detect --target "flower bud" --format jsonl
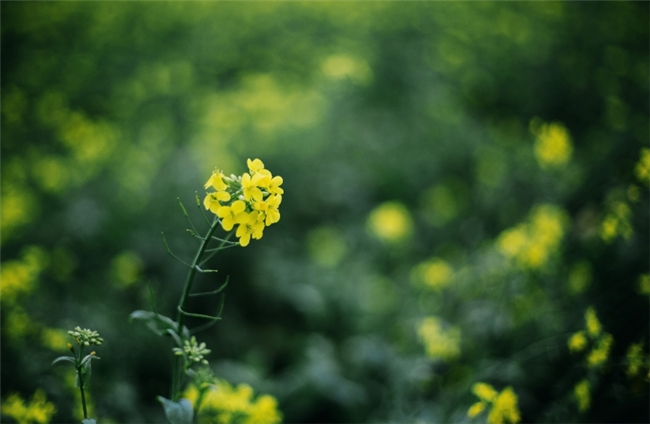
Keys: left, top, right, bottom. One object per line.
{"left": 68, "top": 343, "right": 74, "bottom": 352}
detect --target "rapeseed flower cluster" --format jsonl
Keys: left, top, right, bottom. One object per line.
{"left": 411, "top": 257, "right": 453, "bottom": 291}
{"left": 600, "top": 200, "right": 633, "bottom": 242}
{"left": 568, "top": 307, "right": 613, "bottom": 368}
{"left": 204, "top": 158, "right": 283, "bottom": 247}
{"left": 417, "top": 316, "right": 461, "bottom": 361}
{"left": 634, "top": 147, "right": 650, "bottom": 185}
{"left": 625, "top": 342, "right": 649, "bottom": 378}
{"left": 496, "top": 204, "right": 567, "bottom": 270}
{"left": 184, "top": 378, "right": 282, "bottom": 424}
{"left": 531, "top": 120, "right": 573, "bottom": 169}
{"left": 0, "top": 246, "right": 48, "bottom": 305}
{"left": 573, "top": 379, "right": 590, "bottom": 412}
{"left": 467, "top": 383, "right": 521, "bottom": 424}
{"left": 1, "top": 389, "right": 56, "bottom": 424}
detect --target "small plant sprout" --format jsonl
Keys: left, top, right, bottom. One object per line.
{"left": 130, "top": 158, "right": 283, "bottom": 424}
{"left": 52, "top": 327, "right": 103, "bottom": 424}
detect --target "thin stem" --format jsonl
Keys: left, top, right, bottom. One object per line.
{"left": 171, "top": 217, "right": 232, "bottom": 401}
{"left": 77, "top": 348, "right": 88, "bottom": 419}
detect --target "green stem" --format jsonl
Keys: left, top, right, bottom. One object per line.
{"left": 77, "top": 349, "right": 88, "bottom": 419}
{"left": 171, "top": 217, "right": 233, "bottom": 401}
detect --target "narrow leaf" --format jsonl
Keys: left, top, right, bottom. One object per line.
{"left": 52, "top": 356, "right": 76, "bottom": 366}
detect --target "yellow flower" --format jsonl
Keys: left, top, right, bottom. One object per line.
{"left": 532, "top": 121, "right": 573, "bottom": 169}
{"left": 254, "top": 195, "right": 282, "bottom": 226}
{"left": 367, "top": 201, "right": 413, "bottom": 243}
{"left": 584, "top": 307, "right": 601, "bottom": 338}
{"left": 241, "top": 172, "right": 265, "bottom": 202}
{"left": 488, "top": 387, "right": 521, "bottom": 424}
{"left": 472, "top": 382, "right": 498, "bottom": 402}
{"left": 236, "top": 212, "right": 265, "bottom": 247}
{"left": 247, "top": 158, "right": 265, "bottom": 174}
{"left": 216, "top": 200, "right": 249, "bottom": 231}
{"left": 205, "top": 169, "right": 228, "bottom": 191}
{"left": 634, "top": 147, "right": 650, "bottom": 185}
{"left": 586, "top": 333, "right": 613, "bottom": 368}
{"left": 417, "top": 316, "right": 461, "bottom": 360}
{"left": 412, "top": 258, "right": 453, "bottom": 291}
{"left": 204, "top": 191, "right": 231, "bottom": 215}
{"left": 626, "top": 342, "right": 645, "bottom": 377}
{"left": 1, "top": 389, "right": 56, "bottom": 424}
{"left": 574, "top": 379, "right": 590, "bottom": 412}
{"left": 568, "top": 331, "right": 588, "bottom": 353}
{"left": 468, "top": 384, "right": 520, "bottom": 424}
{"left": 467, "top": 401, "right": 486, "bottom": 418}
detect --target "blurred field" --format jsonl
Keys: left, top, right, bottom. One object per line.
{"left": 1, "top": 2, "right": 649, "bottom": 423}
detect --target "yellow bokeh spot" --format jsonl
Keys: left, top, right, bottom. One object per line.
{"left": 568, "top": 331, "right": 588, "bottom": 353}
{"left": 625, "top": 342, "right": 646, "bottom": 378}
{"left": 186, "top": 378, "right": 282, "bottom": 424}
{"left": 532, "top": 120, "right": 573, "bottom": 169}
{"left": 32, "top": 156, "right": 70, "bottom": 193}
{"left": 417, "top": 316, "right": 461, "bottom": 361}
{"left": 574, "top": 379, "right": 590, "bottom": 412}
{"left": 467, "top": 401, "right": 487, "bottom": 418}
{"left": 307, "top": 226, "right": 347, "bottom": 267}
{"left": 1, "top": 246, "right": 49, "bottom": 305}
{"left": 321, "top": 54, "right": 373, "bottom": 85}
{"left": 496, "top": 204, "right": 567, "bottom": 270}
{"left": 110, "top": 251, "right": 143, "bottom": 288}
{"left": 412, "top": 258, "right": 453, "bottom": 290}
{"left": 584, "top": 306, "right": 601, "bottom": 338}
{"left": 472, "top": 383, "right": 498, "bottom": 402}
{"left": 469, "top": 384, "right": 521, "bottom": 424}
{"left": 367, "top": 201, "right": 413, "bottom": 243}
{"left": 1, "top": 183, "right": 37, "bottom": 244}
{"left": 634, "top": 147, "right": 650, "bottom": 185}
{"left": 587, "top": 333, "right": 613, "bottom": 368}
{"left": 41, "top": 328, "right": 70, "bottom": 352}
{"left": 1, "top": 390, "right": 56, "bottom": 424}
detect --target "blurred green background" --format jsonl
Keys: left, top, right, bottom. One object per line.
{"left": 2, "top": 2, "right": 649, "bottom": 423}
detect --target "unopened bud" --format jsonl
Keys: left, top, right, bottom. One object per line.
{"left": 68, "top": 343, "right": 74, "bottom": 352}
{"left": 90, "top": 351, "right": 96, "bottom": 356}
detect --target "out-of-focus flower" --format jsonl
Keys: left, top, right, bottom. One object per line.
{"left": 468, "top": 383, "right": 521, "bottom": 424}
{"left": 568, "top": 331, "right": 588, "bottom": 353}
{"left": 417, "top": 316, "right": 461, "bottom": 361}
{"left": 532, "top": 120, "right": 573, "bottom": 169}
{"left": 367, "top": 201, "right": 413, "bottom": 243}
{"left": 1, "top": 390, "right": 56, "bottom": 424}
{"left": 574, "top": 379, "right": 590, "bottom": 412}
{"left": 411, "top": 257, "right": 453, "bottom": 290}
{"left": 634, "top": 147, "right": 650, "bottom": 185}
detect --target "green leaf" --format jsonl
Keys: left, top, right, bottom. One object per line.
{"left": 81, "top": 354, "right": 100, "bottom": 366}
{"left": 129, "top": 310, "right": 190, "bottom": 339}
{"left": 157, "top": 396, "right": 193, "bottom": 424}
{"left": 52, "top": 355, "right": 76, "bottom": 366}
{"left": 82, "top": 419, "right": 97, "bottom": 424}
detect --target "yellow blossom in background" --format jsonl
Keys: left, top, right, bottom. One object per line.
{"left": 496, "top": 204, "right": 567, "bottom": 270}
{"left": 531, "top": 120, "right": 573, "bottom": 169}
{"left": 1, "top": 246, "right": 49, "bottom": 305}
{"left": 41, "top": 328, "right": 70, "bottom": 352}
{"left": 1, "top": 389, "right": 56, "bottom": 424}
{"left": 574, "top": 379, "right": 590, "bottom": 412}
{"left": 417, "top": 317, "right": 461, "bottom": 361}
{"left": 584, "top": 307, "right": 601, "bottom": 338}
{"left": 472, "top": 382, "right": 498, "bottom": 402}
{"left": 367, "top": 201, "right": 413, "bottom": 243}
{"left": 600, "top": 200, "right": 633, "bottom": 242}
{"left": 184, "top": 378, "right": 282, "bottom": 424}
{"left": 467, "top": 383, "right": 521, "bottom": 424}
{"left": 109, "top": 251, "right": 143, "bottom": 288}
{"left": 634, "top": 147, "right": 650, "bottom": 185}
{"left": 411, "top": 257, "right": 453, "bottom": 290}
{"left": 587, "top": 333, "right": 613, "bottom": 368}
{"left": 568, "top": 331, "right": 587, "bottom": 353}
{"left": 625, "top": 342, "right": 646, "bottom": 378}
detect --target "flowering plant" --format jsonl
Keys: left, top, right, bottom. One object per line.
{"left": 128, "top": 158, "right": 283, "bottom": 424}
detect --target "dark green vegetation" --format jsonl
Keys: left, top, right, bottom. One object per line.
{"left": 2, "top": 2, "right": 648, "bottom": 423}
